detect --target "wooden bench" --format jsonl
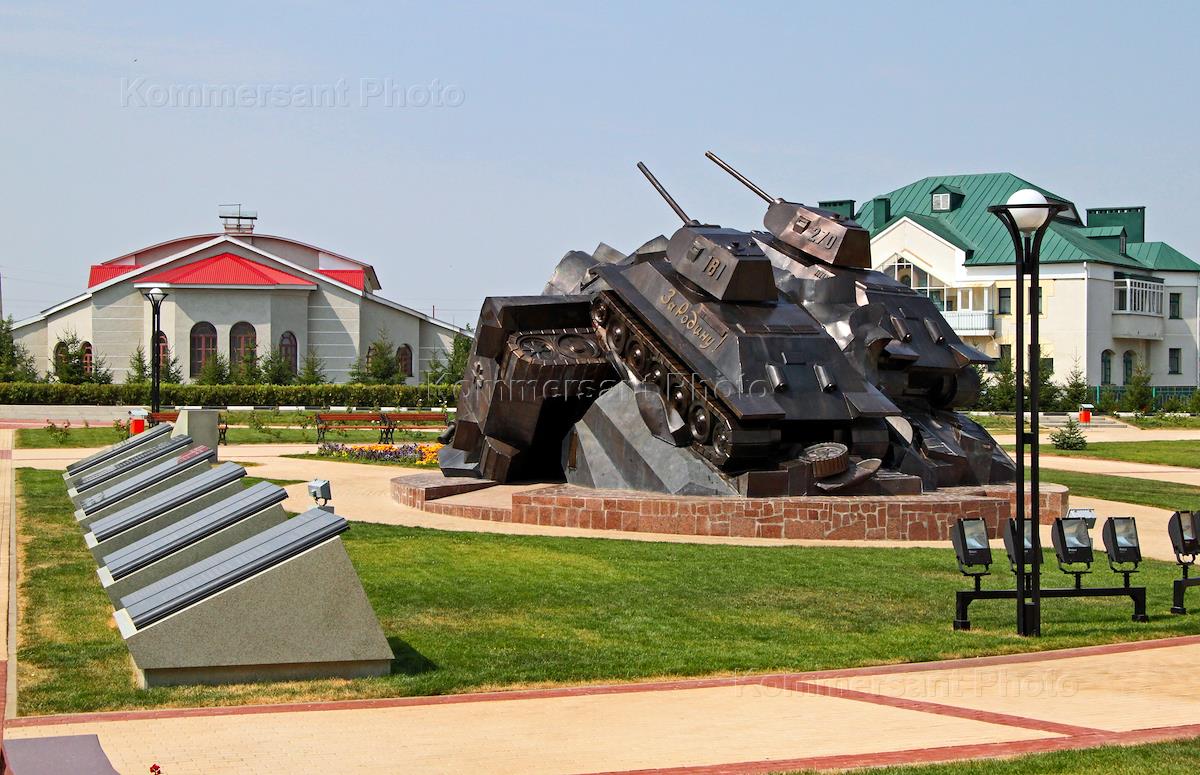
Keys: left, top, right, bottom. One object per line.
{"left": 148, "top": 410, "right": 229, "bottom": 445}
{"left": 316, "top": 412, "right": 397, "bottom": 443}
{"left": 385, "top": 411, "right": 450, "bottom": 427}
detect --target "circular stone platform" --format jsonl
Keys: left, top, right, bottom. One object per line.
{"left": 391, "top": 474, "right": 1068, "bottom": 541}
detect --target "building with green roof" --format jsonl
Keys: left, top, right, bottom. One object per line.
{"left": 844, "top": 173, "right": 1200, "bottom": 390}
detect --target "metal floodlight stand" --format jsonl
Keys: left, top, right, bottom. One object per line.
{"left": 987, "top": 201, "right": 1067, "bottom": 637}
{"left": 953, "top": 578, "right": 1149, "bottom": 630}
{"left": 1172, "top": 555, "right": 1199, "bottom": 615}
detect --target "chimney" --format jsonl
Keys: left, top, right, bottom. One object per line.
{"left": 1087, "top": 206, "right": 1144, "bottom": 243}
{"left": 218, "top": 204, "right": 258, "bottom": 234}
{"left": 818, "top": 200, "right": 856, "bottom": 219}
{"left": 872, "top": 196, "right": 892, "bottom": 231}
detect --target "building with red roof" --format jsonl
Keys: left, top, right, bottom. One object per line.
{"left": 14, "top": 210, "right": 466, "bottom": 383}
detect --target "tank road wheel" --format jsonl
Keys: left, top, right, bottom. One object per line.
{"left": 801, "top": 442, "right": 850, "bottom": 478}
{"left": 591, "top": 300, "right": 609, "bottom": 328}
{"left": 557, "top": 333, "right": 600, "bottom": 359}
{"left": 608, "top": 320, "right": 629, "bottom": 355}
{"left": 625, "top": 337, "right": 649, "bottom": 378}
{"left": 667, "top": 382, "right": 690, "bottom": 416}
{"left": 645, "top": 360, "right": 669, "bottom": 392}
{"left": 711, "top": 416, "right": 734, "bottom": 461}
{"left": 515, "top": 334, "right": 556, "bottom": 362}
{"left": 688, "top": 401, "right": 713, "bottom": 444}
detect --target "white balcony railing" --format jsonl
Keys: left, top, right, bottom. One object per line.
{"left": 1113, "top": 279, "right": 1164, "bottom": 316}
{"left": 942, "top": 310, "right": 995, "bottom": 335}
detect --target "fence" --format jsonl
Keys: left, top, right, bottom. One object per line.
{"left": 1090, "top": 385, "right": 1195, "bottom": 410}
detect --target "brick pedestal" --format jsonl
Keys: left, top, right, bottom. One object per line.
{"left": 391, "top": 475, "right": 1069, "bottom": 542}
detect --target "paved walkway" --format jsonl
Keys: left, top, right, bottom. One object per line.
{"left": 993, "top": 425, "right": 1200, "bottom": 445}
{"left": 4, "top": 637, "right": 1199, "bottom": 773}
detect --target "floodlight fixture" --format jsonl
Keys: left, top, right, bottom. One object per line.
{"left": 951, "top": 518, "right": 992, "bottom": 576}
{"left": 1002, "top": 517, "right": 1039, "bottom": 571}
{"left": 1066, "top": 507, "right": 1097, "bottom": 529}
{"left": 1169, "top": 511, "right": 1200, "bottom": 561}
{"left": 1051, "top": 517, "right": 1094, "bottom": 581}
{"left": 1101, "top": 516, "right": 1141, "bottom": 570}
{"left": 308, "top": 479, "right": 332, "bottom": 508}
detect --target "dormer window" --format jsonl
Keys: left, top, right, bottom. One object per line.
{"left": 932, "top": 193, "right": 951, "bottom": 212}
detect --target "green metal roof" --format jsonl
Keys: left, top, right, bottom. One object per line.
{"left": 855, "top": 172, "right": 1198, "bottom": 273}
{"left": 1126, "top": 241, "right": 1200, "bottom": 271}
{"left": 1078, "top": 226, "right": 1125, "bottom": 238}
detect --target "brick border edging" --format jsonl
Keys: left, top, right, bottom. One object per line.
{"left": 10, "top": 634, "right": 1198, "bottom": 730}
{"left": 391, "top": 475, "right": 1069, "bottom": 541}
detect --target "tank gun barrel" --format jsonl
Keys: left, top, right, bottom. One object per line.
{"left": 637, "top": 162, "right": 697, "bottom": 225}
{"left": 704, "top": 151, "right": 776, "bottom": 203}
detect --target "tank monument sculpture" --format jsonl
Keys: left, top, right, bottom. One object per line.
{"left": 438, "top": 154, "right": 1016, "bottom": 499}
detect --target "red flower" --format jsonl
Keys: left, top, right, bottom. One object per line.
{"left": 150, "top": 765, "right": 162, "bottom": 774}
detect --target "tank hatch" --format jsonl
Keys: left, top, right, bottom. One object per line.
{"left": 762, "top": 201, "right": 872, "bottom": 269}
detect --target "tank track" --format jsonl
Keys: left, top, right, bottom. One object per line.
{"left": 590, "top": 292, "right": 775, "bottom": 466}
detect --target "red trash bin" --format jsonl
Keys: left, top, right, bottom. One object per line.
{"left": 130, "top": 418, "right": 146, "bottom": 435}
{"left": 1079, "top": 404, "right": 1093, "bottom": 424}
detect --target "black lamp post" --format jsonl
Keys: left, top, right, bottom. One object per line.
{"left": 142, "top": 286, "right": 168, "bottom": 414}
{"left": 988, "top": 191, "right": 1067, "bottom": 637}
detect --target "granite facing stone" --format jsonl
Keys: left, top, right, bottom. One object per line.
{"left": 172, "top": 409, "right": 220, "bottom": 454}
{"left": 117, "top": 538, "right": 393, "bottom": 688}
{"left": 98, "top": 503, "right": 290, "bottom": 605}
{"left": 390, "top": 476, "right": 1068, "bottom": 542}
{"left": 390, "top": 473, "right": 497, "bottom": 509}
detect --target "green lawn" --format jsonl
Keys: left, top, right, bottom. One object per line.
{"left": 16, "top": 467, "right": 1200, "bottom": 716}
{"left": 1016, "top": 440, "right": 1200, "bottom": 469}
{"left": 1033, "top": 467, "right": 1200, "bottom": 511}
{"left": 966, "top": 414, "right": 1016, "bottom": 431}
{"left": 1123, "top": 415, "right": 1200, "bottom": 430}
{"left": 15, "top": 426, "right": 438, "bottom": 448}
{"left": 785, "top": 737, "right": 1200, "bottom": 774}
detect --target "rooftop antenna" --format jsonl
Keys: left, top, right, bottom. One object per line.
{"left": 704, "top": 151, "right": 779, "bottom": 203}
{"left": 218, "top": 204, "right": 258, "bottom": 234}
{"left": 637, "top": 162, "right": 698, "bottom": 225}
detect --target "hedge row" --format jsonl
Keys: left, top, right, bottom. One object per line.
{"left": 0, "top": 382, "right": 460, "bottom": 407}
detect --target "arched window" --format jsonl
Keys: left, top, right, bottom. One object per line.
{"left": 190, "top": 322, "right": 217, "bottom": 377}
{"left": 54, "top": 341, "right": 69, "bottom": 366}
{"left": 230, "top": 322, "right": 257, "bottom": 366}
{"left": 880, "top": 257, "right": 952, "bottom": 311}
{"left": 155, "top": 331, "right": 170, "bottom": 365}
{"left": 1123, "top": 350, "right": 1136, "bottom": 384}
{"left": 278, "top": 331, "right": 298, "bottom": 374}
{"left": 81, "top": 342, "right": 94, "bottom": 375}
{"left": 396, "top": 344, "right": 413, "bottom": 378}
{"left": 1100, "top": 350, "right": 1114, "bottom": 386}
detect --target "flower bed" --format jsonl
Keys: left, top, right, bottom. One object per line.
{"left": 317, "top": 441, "right": 442, "bottom": 467}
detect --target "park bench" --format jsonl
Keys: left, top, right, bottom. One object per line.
{"left": 385, "top": 410, "right": 450, "bottom": 427}
{"left": 148, "top": 410, "right": 228, "bottom": 445}
{"left": 316, "top": 412, "right": 397, "bottom": 443}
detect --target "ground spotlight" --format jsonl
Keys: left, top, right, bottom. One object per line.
{"left": 1051, "top": 516, "right": 1093, "bottom": 573}
{"left": 1101, "top": 517, "right": 1141, "bottom": 569}
{"left": 1169, "top": 510, "right": 1200, "bottom": 615}
{"left": 1002, "top": 517, "right": 1039, "bottom": 572}
{"left": 951, "top": 518, "right": 992, "bottom": 576}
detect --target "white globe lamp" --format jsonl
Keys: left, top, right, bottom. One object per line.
{"left": 1006, "top": 189, "right": 1051, "bottom": 233}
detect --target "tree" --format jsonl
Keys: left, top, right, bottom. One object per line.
{"left": 162, "top": 344, "right": 184, "bottom": 384}
{"left": 196, "top": 352, "right": 230, "bottom": 385}
{"left": 230, "top": 347, "right": 261, "bottom": 384}
{"left": 0, "top": 316, "right": 38, "bottom": 382}
{"left": 51, "top": 331, "right": 111, "bottom": 385}
{"left": 348, "top": 330, "right": 402, "bottom": 384}
{"left": 988, "top": 357, "right": 1016, "bottom": 412}
{"left": 1050, "top": 417, "right": 1087, "bottom": 450}
{"left": 296, "top": 350, "right": 327, "bottom": 385}
{"left": 1060, "top": 361, "right": 1089, "bottom": 412}
{"left": 260, "top": 347, "right": 295, "bottom": 385}
{"left": 1026, "top": 347, "right": 1060, "bottom": 412}
{"left": 427, "top": 328, "right": 472, "bottom": 384}
{"left": 1121, "top": 360, "right": 1154, "bottom": 413}
{"left": 126, "top": 345, "right": 150, "bottom": 384}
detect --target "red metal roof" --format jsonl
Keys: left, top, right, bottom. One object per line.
{"left": 88, "top": 264, "right": 138, "bottom": 287}
{"left": 138, "top": 253, "right": 314, "bottom": 287}
{"left": 317, "top": 269, "right": 365, "bottom": 290}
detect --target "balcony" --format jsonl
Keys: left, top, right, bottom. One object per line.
{"left": 942, "top": 310, "right": 995, "bottom": 336}
{"left": 1112, "top": 279, "right": 1165, "bottom": 340}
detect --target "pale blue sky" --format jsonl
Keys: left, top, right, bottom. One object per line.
{"left": 2, "top": 0, "right": 1197, "bottom": 324}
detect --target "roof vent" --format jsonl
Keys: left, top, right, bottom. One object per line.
{"left": 219, "top": 204, "right": 257, "bottom": 234}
